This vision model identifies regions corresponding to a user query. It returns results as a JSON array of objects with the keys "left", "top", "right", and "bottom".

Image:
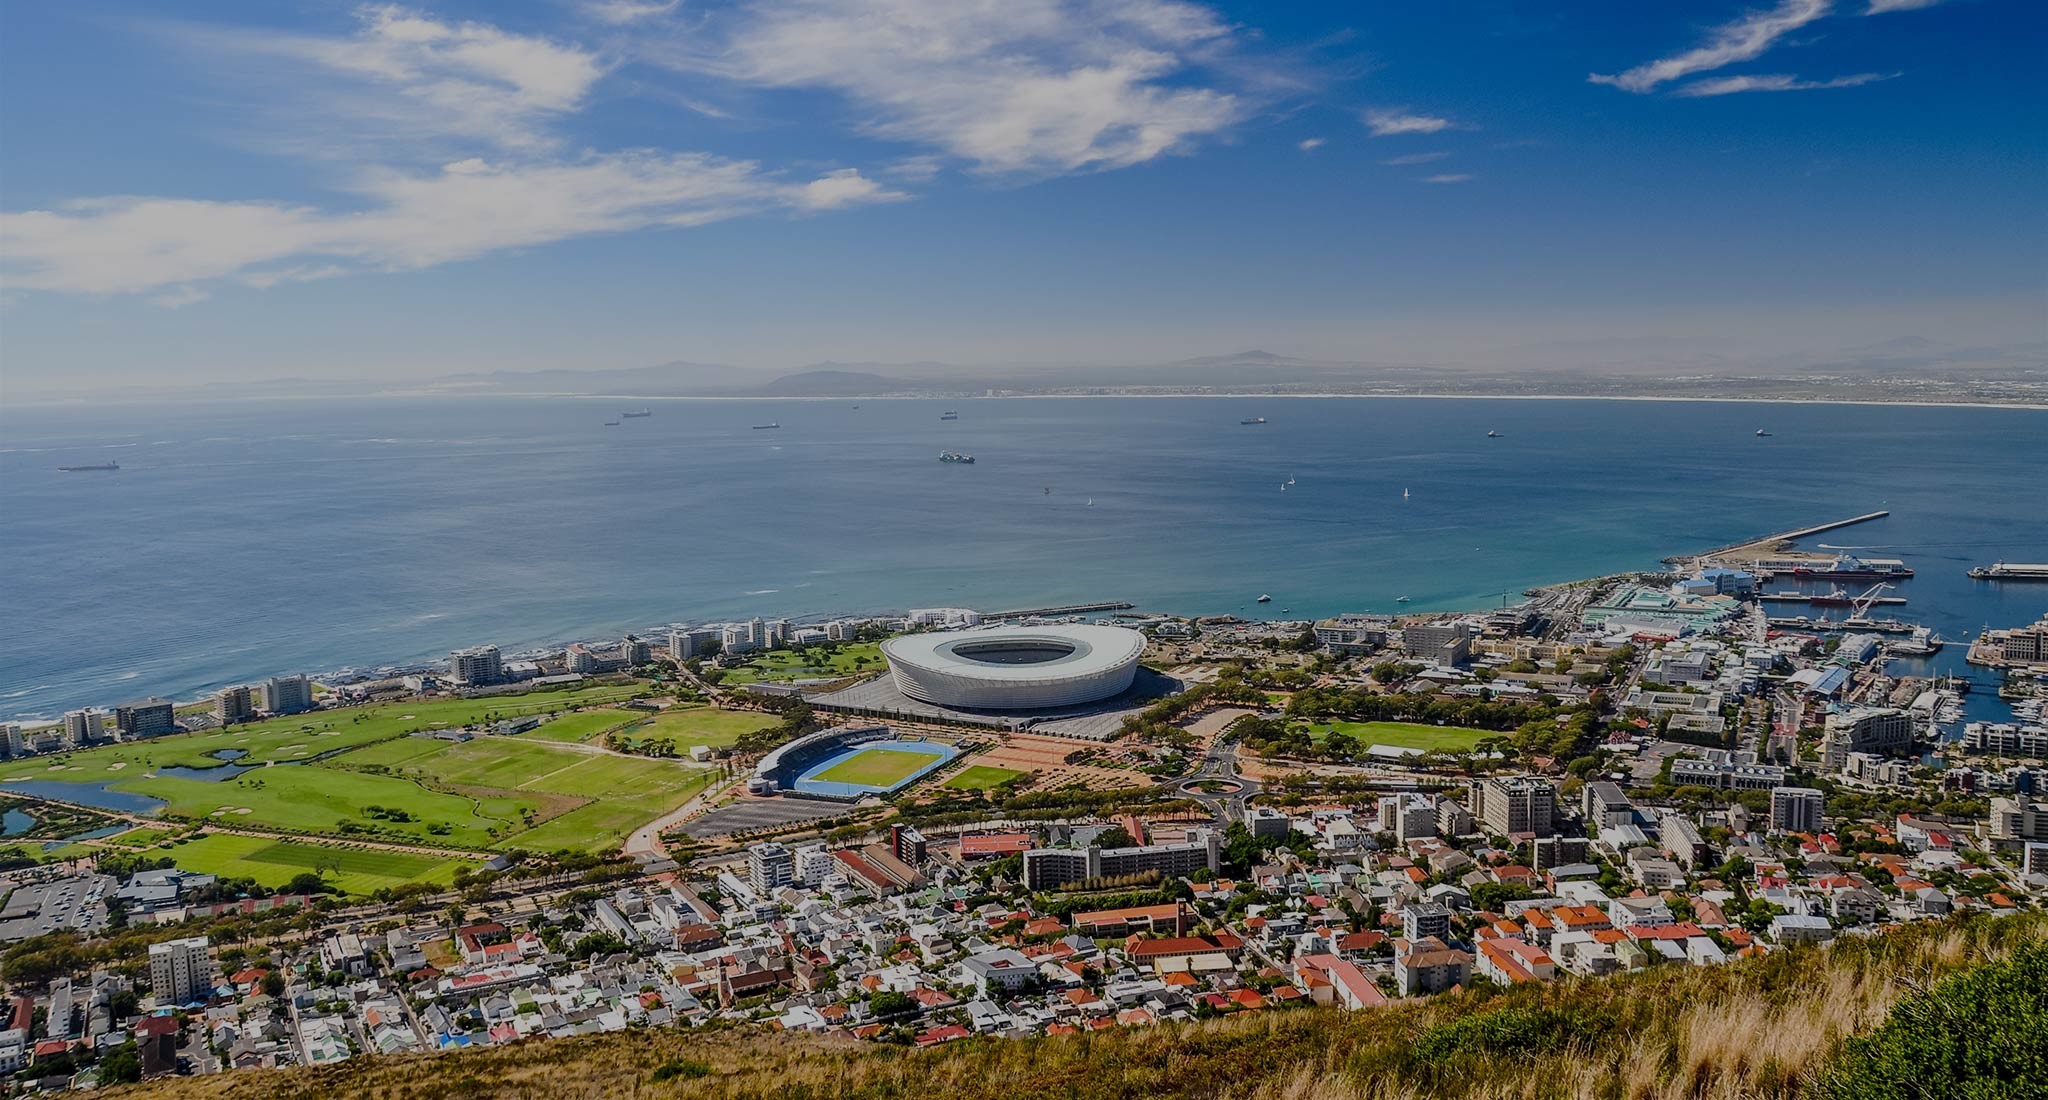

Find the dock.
[
  {"left": 1758, "top": 593, "right": 1907, "bottom": 605},
  {"left": 984, "top": 601, "right": 1136, "bottom": 620},
  {"left": 1967, "top": 562, "right": 2048, "bottom": 582},
  {"left": 1668, "top": 510, "right": 1891, "bottom": 564}
]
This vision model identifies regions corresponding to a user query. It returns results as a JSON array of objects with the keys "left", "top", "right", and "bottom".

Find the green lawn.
[
  {"left": 812, "top": 747, "right": 937, "bottom": 788},
  {"left": 612, "top": 705, "right": 779, "bottom": 752},
  {"left": 159, "top": 833, "right": 472, "bottom": 896},
  {"left": 1307, "top": 720, "right": 1493, "bottom": 753},
  {"left": 127, "top": 766, "right": 529, "bottom": 848},
  {"left": 718, "top": 643, "right": 885, "bottom": 685},
  {"left": 517, "top": 708, "right": 643, "bottom": 743},
  {"left": 105, "top": 826, "right": 185, "bottom": 848},
  {"left": 943, "top": 765, "right": 1029, "bottom": 791}
]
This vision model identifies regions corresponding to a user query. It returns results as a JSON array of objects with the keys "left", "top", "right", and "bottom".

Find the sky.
[{"left": 2, "top": 0, "right": 2044, "bottom": 396}]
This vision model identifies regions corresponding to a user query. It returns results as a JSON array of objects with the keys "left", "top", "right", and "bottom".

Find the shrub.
[
  {"left": 1816, "top": 938, "right": 2047, "bottom": 1100},
  {"left": 650, "top": 1058, "right": 711, "bottom": 1082}
]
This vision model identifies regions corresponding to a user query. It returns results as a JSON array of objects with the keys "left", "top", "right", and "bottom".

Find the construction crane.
[{"left": 1850, "top": 582, "right": 1893, "bottom": 618}]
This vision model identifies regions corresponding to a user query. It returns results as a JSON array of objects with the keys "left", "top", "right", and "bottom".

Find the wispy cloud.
[
  {"left": 1865, "top": 0, "right": 1945, "bottom": 11},
  {"left": 1, "top": 155, "right": 903, "bottom": 297},
  {"left": 1298, "top": 137, "right": 1326, "bottom": 152},
  {"left": 1590, "top": 0, "right": 1831, "bottom": 94},
  {"left": 1381, "top": 151, "right": 1448, "bottom": 166},
  {"left": 663, "top": 0, "right": 1248, "bottom": 175},
  {"left": 1675, "top": 71, "right": 1898, "bottom": 96},
  {"left": 583, "top": 0, "right": 679, "bottom": 24},
  {"left": 1422, "top": 173, "right": 1472, "bottom": 184},
  {"left": 1364, "top": 108, "right": 1453, "bottom": 136}
]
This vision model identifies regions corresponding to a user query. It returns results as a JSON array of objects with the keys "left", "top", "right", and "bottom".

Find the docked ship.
[
  {"left": 621, "top": 409, "right": 652, "bottom": 418},
  {"left": 1885, "top": 627, "right": 1944, "bottom": 657},
  {"left": 56, "top": 461, "right": 120, "bottom": 472},
  {"left": 1240, "top": 417, "right": 1266, "bottom": 425},
  {"left": 1783, "top": 555, "right": 1914, "bottom": 581},
  {"left": 1967, "top": 561, "right": 2048, "bottom": 582},
  {"left": 752, "top": 422, "right": 780, "bottom": 430},
  {"left": 938, "top": 451, "right": 975, "bottom": 464}
]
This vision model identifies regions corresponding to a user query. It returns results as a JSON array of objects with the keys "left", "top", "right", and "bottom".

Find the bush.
[
  {"left": 1411, "top": 1005, "right": 1602, "bottom": 1065},
  {"left": 650, "top": 1057, "right": 711, "bottom": 1082},
  {"left": 1816, "top": 938, "right": 2047, "bottom": 1100}
]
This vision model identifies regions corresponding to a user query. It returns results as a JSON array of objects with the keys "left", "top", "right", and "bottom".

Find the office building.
[
  {"left": 1470, "top": 776, "right": 1558, "bottom": 837},
  {"left": 148, "top": 937, "right": 212, "bottom": 1005},
  {"left": 1402, "top": 622, "right": 1472, "bottom": 667},
  {"left": 1669, "top": 749, "right": 1786, "bottom": 791},
  {"left": 1022, "top": 828, "right": 1221, "bottom": 891},
  {"left": 261, "top": 674, "right": 314, "bottom": 715},
  {"left": 1822, "top": 707, "right": 1917, "bottom": 768},
  {"left": 213, "top": 685, "right": 254, "bottom": 725},
  {"left": 449, "top": 645, "right": 503, "bottom": 686},
  {"left": 1770, "top": 787, "right": 1825, "bottom": 835},
  {"left": 748, "top": 842, "right": 794, "bottom": 895},
  {"left": 114, "top": 699, "right": 175, "bottom": 739},
  {"left": 1244, "top": 807, "right": 1292, "bottom": 841}
]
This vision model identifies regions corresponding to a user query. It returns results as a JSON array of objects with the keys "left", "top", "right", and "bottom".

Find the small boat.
[
  {"left": 940, "top": 411, "right": 959, "bottom": 420},
  {"left": 1487, "top": 430, "right": 1500, "bottom": 438},
  {"left": 1286, "top": 476, "right": 1296, "bottom": 486},
  {"left": 1085, "top": 498, "right": 1093, "bottom": 506},
  {"left": 56, "top": 462, "right": 119, "bottom": 472},
  {"left": 603, "top": 420, "right": 621, "bottom": 426},
  {"left": 1402, "top": 488, "right": 1410, "bottom": 500},
  {"left": 939, "top": 451, "right": 975, "bottom": 464},
  {"left": 753, "top": 422, "right": 780, "bottom": 430},
  {"left": 1280, "top": 483, "right": 1288, "bottom": 491},
  {"left": 1395, "top": 596, "right": 1411, "bottom": 603},
  {"left": 1240, "top": 417, "right": 1266, "bottom": 425},
  {"left": 1755, "top": 428, "right": 1771, "bottom": 437},
  {"left": 1256, "top": 594, "right": 1272, "bottom": 603},
  {"left": 621, "top": 409, "right": 652, "bottom": 418}
]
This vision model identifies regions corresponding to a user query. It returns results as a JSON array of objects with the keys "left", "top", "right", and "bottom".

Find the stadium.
[
  {"left": 880, "top": 624, "right": 1147, "bottom": 710},
  {"left": 750, "top": 724, "right": 960, "bottom": 802}
]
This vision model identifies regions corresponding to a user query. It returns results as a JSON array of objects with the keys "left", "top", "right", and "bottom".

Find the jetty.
[
  {"left": 984, "top": 601, "right": 1136, "bottom": 620},
  {"left": 1667, "top": 510, "right": 1891, "bottom": 565}
]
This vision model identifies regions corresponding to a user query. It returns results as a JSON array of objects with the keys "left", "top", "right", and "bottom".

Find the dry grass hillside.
[{"left": 109, "top": 913, "right": 2044, "bottom": 1100}]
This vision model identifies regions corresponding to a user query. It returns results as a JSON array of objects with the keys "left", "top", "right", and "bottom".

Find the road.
[{"left": 1180, "top": 721, "right": 1262, "bottom": 825}]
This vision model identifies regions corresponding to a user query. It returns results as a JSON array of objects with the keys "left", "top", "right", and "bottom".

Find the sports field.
[
  {"left": 615, "top": 705, "right": 779, "bottom": 751},
  {"left": 809, "top": 747, "right": 928, "bottom": 789},
  {"left": 159, "top": 833, "right": 472, "bottom": 895},
  {"left": 516, "top": 709, "right": 642, "bottom": 743},
  {"left": 943, "top": 765, "right": 1029, "bottom": 791},
  {"left": 717, "top": 643, "right": 885, "bottom": 685},
  {"left": 1307, "top": 720, "right": 1492, "bottom": 753}
]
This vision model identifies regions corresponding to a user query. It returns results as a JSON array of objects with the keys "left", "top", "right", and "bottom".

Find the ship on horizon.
[
  {"left": 1240, "top": 416, "right": 1266, "bottom": 425},
  {"left": 621, "top": 409, "right": 652, "bottom": 418},
  {"left": 752, "top": 422, "right": 780, "bottom": 430},
  {"left": 57, "top": 461, "right": 120, "bottom": 472},
  {"left": 939, "top": 451, "right": 975, "bottom": 464}
]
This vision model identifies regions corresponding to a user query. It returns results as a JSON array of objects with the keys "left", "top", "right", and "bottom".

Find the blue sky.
[{"left": 2, "top": 0, "right": 2043, "bottom": 395}]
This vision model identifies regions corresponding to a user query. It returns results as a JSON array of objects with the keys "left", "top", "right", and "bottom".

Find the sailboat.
[
  {"left": 1280, "top": 483, "right": 1288, "bottom": 492},
  {"left": 1402, "top": 488, "right": 1411, "bottom": 500},
  {"left": 1256, "top": 594, "right": 1272, "bottom": 603},
  {"left": 1487, "top": 429, "right": 1500, "bottom": 438},
  {"left": 1085, "top": 497, "right": 1093, "bottom": 507},
  {"left": 1755, "top": 428, "right": 1772, "bottom": 437},
  {"left": 1286, "top": 476, "right": 1296, "bottom": 486}
]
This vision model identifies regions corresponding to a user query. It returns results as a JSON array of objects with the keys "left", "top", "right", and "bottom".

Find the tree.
[
  {"left": 1093, "top": 826, "right": 1137, "bottom": 851},
  {"left": 1818, "top": 939, "right": 2046, "bottom": 1100},
  {"left": 99, "top": 1043, "right": 142, "bottom": 1085},
  {"left": 261, "top": 971, "right": 286, "bottom": 997}
]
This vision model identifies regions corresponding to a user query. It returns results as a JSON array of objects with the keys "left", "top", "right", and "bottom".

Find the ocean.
[{"left": 2, "top": 395, "right": 2043, "bottom": 723}]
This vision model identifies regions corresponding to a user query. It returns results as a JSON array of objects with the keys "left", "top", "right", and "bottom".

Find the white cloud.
[
  {"left": 1, "top": 156, "right": 901, "bottom": 297},
  {"left": 205, "top": 5, "right": 607, "bottom": 151},
  {"left": 1298, "top": 137, "right": 1325, "bottom": 152},
  {"left": 1422, "top": 173, "right": 1472, "bottom": 184},
  {"left": 1381, "top": 151, "right": 1448, "bottom": 166},
  {"left": 1590, "top": 0, "right": 1832, "bottom": 94},
  {"left": 1865, "top": 0, "right": 1944, "bottom": 11},
  {"left": 670, "top": 0, "right": 1246, "bottom": 174},
  {"left": 1675, "top": 71, "right": 1898, "bottom": 96},
  {"left": 1364, "top": 109, "right": 1452, "bottom": 136},
  {"left": 148, "top": 286, "right": 211, "bottom": 309},
  {"left": 584, "top": 0, "right": 679, "bottom": 23}
]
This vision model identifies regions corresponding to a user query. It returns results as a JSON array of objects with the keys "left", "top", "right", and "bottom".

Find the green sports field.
[
  {"left": 611, "top": 704, "right": 779, "bottom": 752},
  {"left": 159, "top": 833, "right": 472, "bottom": 895},
  {"left": 812, "top": 747, "right": 936, "bottom": 788},
  {"left": 1306, "top": 720, "right": 1492, "bottom": 753},
  {"left": 943, "top": 765, "right": 1029, "bottom": 791},
  {"left": 516, "top": 709, "right": 642, "bottom": 743},
  {"left": 717, "top": 643, "right": 885, "bottom": 685}
]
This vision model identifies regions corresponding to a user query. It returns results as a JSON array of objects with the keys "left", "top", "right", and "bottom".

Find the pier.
[
  {"left": 984, "top": 601, "right": 1136, "bottom": 620},
  {"left": 1667, "top": 510, "right": 1891, "bottom": 564}
]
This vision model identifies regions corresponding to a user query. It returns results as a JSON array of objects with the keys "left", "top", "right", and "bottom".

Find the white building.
[
  {"left": 1770, "top": 787, "right": 1825, "bottom": 834},
  {"left": 262, "top": 674, "right": 314, "bottom": 715},
  {"left": 748, "top": 842, "right": 794, "bottom": 894},
  {"left": 449, "top": 645, "right": 504, "bottom": 686},
  {"left": 149, "top": 936, "right": 212, "bottom": 1005},
  {"left": 62, "top": 709, "right": 106, "bottom": 748}
]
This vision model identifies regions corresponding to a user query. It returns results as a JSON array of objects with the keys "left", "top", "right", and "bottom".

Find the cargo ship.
[
  {"left": 56, "top": 461, "right": 120, "bottom": 472},
  {"left": 1967, "top": 562, "right": 2048, "bottom": 582},
  {"left": 621, "top": 409, "right": 652, "bottom": 418},
  {"left": 752, "top": 422, "right": 780, "bottom": 430},
  {"left": 1240, "top": 417, "right": 1266, "bottom": 425},
  {"left": 1783, "top": 555, "right": 1913, "bottom": 581},
  {"left": 938, "top": 451, "right": 975, "bottom": 464},
  {"left": 939, "top": 411, "right": 959, "bottom": 421}
]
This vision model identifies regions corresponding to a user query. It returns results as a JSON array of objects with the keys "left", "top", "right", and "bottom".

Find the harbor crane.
[{"left": 1850, "top": 582, "right": 1893, "bottom": 618}]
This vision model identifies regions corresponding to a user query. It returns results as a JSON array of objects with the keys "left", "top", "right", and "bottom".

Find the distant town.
[{"left": 0, "top": 526, "right": 2044, "bottom": 1088}]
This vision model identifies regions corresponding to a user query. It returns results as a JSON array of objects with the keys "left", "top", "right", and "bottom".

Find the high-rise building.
[
  {"left": 449, "top": 645, "right": 503, "bottom": 686},
  {"left": 0, "top": 723, "right": 21, "bottom": 759},
  {"left": 148, "top": 936, "right": 212, "bottom": 1005},
  {"left": 1470, "top": 776, "right": 1558, "bottom": 838},
  {"left": 262, "top": 674, "right": 313, "bottom": 715},
  {"left": 113, "top": 699, "right": 176, "bottom": 739},
  {"left": 748, "top": 842, "right": 794, "bottom": 895},
  {"left": 213, "top": 685, "right": 255, "bottom": 725},
  {"left": 619, "top": 635, "right": 651, "bottom": 666},
  {"left": 890, "top": 823, "right": 928, "bottom": 866},
  {"left": 1021, "top": 828, "right": 1221, "bottom": 891},
  {"left": 564, "top": 644, "right": 598, "bottom": 674},
  {"left": 1770, "top": 787, "right": 1825, "bottom": 834}
]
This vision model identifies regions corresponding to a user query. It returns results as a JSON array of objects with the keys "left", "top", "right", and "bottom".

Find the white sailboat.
[{"left": 1403, "top": 487, "right": 1410, "bottom": 500}]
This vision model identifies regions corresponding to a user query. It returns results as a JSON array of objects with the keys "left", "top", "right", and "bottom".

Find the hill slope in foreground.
[{"left": 112, "top": 915, "right": 2044, "bottom": 1100}]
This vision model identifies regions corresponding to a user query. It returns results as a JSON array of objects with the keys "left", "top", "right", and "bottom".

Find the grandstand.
[{"left": 750, "top": 724, "right": 959, "bottom": 802}]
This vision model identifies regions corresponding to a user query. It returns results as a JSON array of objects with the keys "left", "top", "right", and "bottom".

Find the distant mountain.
[
  {"left": 428, "top": 360, "right": 768, "bottom": 394},
  {"left": 753, "top": 369, "right": 906, "bottom": 396}
]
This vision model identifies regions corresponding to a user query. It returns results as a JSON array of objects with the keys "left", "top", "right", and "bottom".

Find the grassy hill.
[{"left": 106, "top": 913, "right": 2043, "bottom": 1100}]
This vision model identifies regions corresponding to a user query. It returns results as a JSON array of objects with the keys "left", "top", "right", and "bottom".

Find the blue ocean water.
[{"left": 2, "top": 395, "right": 2042, "bottom": 722}]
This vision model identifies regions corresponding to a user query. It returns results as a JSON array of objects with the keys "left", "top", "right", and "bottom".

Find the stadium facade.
[{"left": 880, "top": 625, "right": 1146, "bottom": 710}]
